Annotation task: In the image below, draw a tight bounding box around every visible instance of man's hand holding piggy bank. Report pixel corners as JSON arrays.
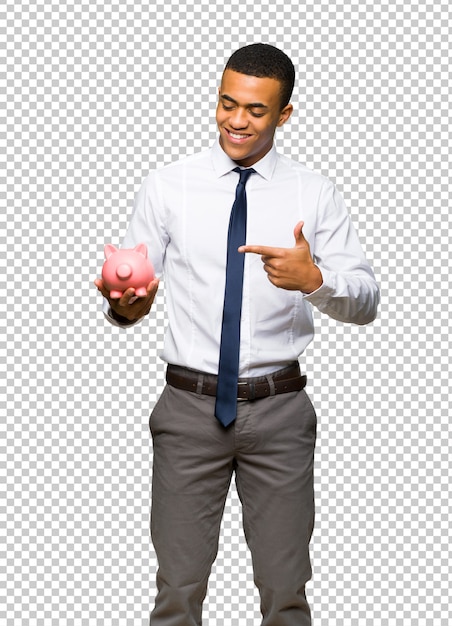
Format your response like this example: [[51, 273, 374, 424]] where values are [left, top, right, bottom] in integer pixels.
[[94, 243, 159, 322]]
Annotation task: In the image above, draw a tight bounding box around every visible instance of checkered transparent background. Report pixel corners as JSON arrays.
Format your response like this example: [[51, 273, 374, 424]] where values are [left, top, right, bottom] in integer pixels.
[[1, 0, 450, 624]]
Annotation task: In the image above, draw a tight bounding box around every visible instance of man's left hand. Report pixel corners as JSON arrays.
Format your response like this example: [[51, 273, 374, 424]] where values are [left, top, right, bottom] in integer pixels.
[[239, 221, 323, 294]]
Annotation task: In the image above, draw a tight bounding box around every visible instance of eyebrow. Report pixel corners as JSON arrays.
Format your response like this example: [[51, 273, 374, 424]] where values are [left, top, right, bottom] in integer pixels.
[[220, 94, 269, 109]]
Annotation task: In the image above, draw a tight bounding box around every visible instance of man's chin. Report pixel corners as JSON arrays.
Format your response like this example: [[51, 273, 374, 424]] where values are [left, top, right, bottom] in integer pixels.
[[219, 137, 255, 166]]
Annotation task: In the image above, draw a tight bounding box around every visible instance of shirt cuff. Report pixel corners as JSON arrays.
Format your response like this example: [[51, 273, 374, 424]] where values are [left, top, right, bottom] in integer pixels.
[[302, 267, 336, 306]]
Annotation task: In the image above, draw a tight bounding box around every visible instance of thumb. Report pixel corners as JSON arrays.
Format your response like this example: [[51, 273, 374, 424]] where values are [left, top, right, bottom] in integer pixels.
[[293, 221, 305, 247]]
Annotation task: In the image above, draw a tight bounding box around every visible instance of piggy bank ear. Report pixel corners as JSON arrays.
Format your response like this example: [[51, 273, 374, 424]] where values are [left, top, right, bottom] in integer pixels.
[[134, 243, 148, 258], [104, 244, 118, 259]]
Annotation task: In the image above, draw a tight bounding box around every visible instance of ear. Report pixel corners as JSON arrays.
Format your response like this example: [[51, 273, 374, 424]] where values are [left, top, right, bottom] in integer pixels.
[[134, 243, 148, 258], [104, 244, 117, 259], [277, 103, 293, 128]]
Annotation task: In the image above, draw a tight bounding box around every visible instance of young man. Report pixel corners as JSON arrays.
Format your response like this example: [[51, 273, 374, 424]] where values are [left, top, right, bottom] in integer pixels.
[[96, 44, 379, 626]]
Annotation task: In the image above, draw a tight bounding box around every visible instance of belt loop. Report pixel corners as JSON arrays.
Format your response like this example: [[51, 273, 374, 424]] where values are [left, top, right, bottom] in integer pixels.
[[196, 374, 204, 395], [265, 374, 276, 396]]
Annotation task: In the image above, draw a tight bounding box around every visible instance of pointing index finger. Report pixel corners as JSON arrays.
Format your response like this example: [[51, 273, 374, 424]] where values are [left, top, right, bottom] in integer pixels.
[[238, 245, 282, 257]]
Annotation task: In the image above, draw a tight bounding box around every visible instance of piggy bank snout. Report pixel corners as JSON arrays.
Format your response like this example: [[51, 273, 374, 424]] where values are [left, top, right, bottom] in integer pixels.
[[102, 243, 155, 297], [116, 263, 133, 280]]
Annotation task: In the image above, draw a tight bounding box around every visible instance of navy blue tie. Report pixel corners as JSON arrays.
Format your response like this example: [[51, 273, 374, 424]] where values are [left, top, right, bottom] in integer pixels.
[[215, 167, 255, 427]]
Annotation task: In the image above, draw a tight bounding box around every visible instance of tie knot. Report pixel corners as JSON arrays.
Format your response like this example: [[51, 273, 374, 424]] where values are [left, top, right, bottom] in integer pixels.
[[233, 166, 255, 186]]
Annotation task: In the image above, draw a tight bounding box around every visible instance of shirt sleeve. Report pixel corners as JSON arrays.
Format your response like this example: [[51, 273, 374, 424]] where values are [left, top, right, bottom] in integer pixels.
[[121, 171, 169, 276], [303, 181, 380, 325]]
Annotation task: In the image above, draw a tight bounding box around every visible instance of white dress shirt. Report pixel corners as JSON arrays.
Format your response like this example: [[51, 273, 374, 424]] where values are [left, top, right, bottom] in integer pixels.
[[104, 139, 379, 377]]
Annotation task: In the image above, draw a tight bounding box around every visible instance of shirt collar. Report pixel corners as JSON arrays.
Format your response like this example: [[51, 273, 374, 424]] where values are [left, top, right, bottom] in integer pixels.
[[211, 136, 277, 181]]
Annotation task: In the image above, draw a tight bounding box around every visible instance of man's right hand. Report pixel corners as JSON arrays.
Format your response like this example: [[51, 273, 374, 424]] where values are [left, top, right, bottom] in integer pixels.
[[94, 277, 160, 322]]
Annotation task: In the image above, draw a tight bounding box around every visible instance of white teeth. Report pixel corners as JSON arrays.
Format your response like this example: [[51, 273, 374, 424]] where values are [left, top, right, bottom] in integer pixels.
[[229, 131, 248, 139]]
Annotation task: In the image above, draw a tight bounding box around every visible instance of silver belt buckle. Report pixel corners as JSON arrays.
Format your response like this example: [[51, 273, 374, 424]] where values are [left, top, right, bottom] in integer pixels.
[[237, 381, 248, 401], [237, 380, 256, 401]]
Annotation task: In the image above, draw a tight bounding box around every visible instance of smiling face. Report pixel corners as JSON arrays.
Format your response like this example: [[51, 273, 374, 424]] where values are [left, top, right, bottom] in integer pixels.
[[216, 69, 293, 167]]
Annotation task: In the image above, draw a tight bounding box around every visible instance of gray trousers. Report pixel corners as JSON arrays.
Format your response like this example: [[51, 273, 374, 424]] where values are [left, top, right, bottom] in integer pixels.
[[149, 381, 317, 626]]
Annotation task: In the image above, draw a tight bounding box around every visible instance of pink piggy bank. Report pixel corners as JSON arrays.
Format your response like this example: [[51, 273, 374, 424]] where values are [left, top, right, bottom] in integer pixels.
[[102, 243, 155, 298]]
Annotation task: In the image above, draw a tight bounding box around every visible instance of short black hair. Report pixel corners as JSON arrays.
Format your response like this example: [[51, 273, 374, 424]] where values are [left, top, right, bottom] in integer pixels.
[[225, 43, 295, 109]]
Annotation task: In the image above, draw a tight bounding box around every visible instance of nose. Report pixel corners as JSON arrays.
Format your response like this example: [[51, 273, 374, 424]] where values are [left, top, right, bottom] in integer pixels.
[[229, 107, 249, 129]]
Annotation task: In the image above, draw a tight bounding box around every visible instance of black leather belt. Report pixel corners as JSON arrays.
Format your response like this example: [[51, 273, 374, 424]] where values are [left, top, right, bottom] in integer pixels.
[[166, 362, 307, 401]]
